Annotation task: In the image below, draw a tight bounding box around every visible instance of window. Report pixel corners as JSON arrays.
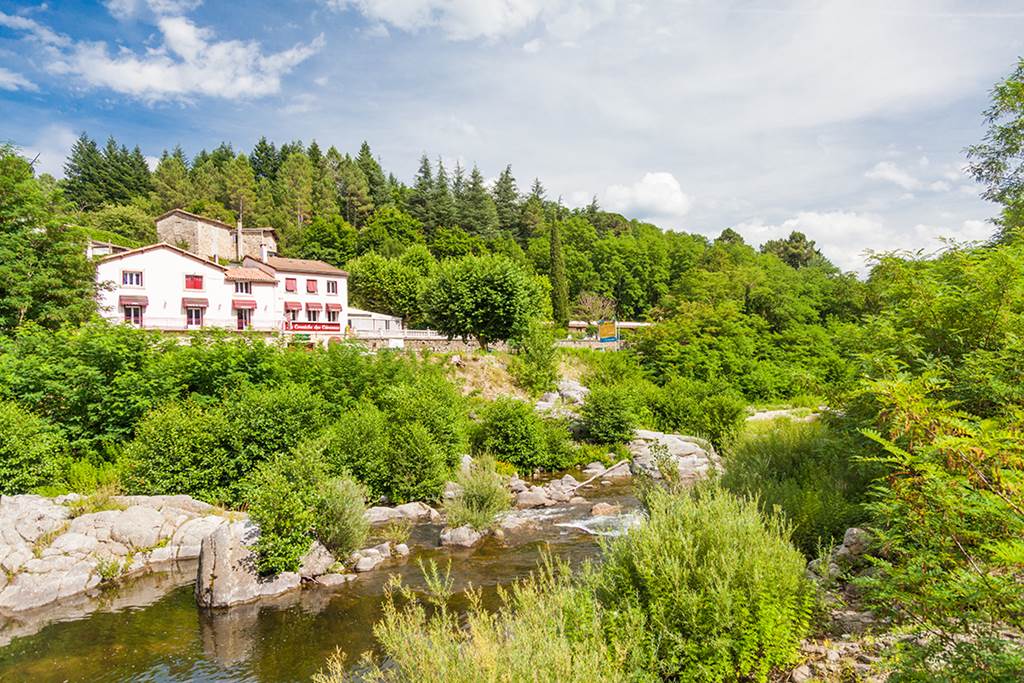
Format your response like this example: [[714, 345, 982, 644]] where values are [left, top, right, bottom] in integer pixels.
[[287, 309, 299, 322], [306, 309, 320, 322], [327, 280, 338, 295], [123, 305, 143, 326], [185, 274, 203, 290], [326, 309, 339, 323], [122, 271, 143, 286], [285, 278, 297, 292], [306, 279, 318, 293], [236, 308, 251, 330], [186, 307, 204, 327], [234, 281, 252, 294]]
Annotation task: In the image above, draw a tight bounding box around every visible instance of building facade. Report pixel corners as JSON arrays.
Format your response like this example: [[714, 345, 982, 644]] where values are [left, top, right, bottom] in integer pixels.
[[96, 243, 349, 339], [155, 209, 278, 263]]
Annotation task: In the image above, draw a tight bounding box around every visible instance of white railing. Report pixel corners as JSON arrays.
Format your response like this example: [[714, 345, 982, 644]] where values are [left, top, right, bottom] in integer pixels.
[[351, 327, 447, 340]]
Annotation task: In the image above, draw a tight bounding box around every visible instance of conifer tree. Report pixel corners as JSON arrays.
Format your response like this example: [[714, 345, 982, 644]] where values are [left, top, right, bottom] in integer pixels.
[[277, 152, 314, 244], [431, 158, 456, 229], [336, 153, 374, 227], [128, 146, 152, 197], [492, 164, 521, 235], [410, 154, 434, 226], [521, 177, 547, 240], [225, 153, 256, 225], [460, 165, 499, 238], [62, 133, 106, 210], [356, 141, 389, 208], [151, 150, 192, 211], [549, 220, 570, 327], [250, 136, 280, 181]]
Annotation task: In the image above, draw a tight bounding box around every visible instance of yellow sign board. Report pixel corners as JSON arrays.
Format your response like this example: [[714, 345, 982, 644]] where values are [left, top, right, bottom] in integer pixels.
[[598, 320, 617, 342]]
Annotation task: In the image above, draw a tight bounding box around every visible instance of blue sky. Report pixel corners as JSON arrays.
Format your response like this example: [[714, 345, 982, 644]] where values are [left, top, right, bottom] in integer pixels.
[[2, 0, 1023, 270]]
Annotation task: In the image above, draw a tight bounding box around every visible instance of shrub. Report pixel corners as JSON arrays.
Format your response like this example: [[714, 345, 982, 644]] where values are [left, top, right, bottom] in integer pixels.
[[67, 459, 121, 494], [0, 401, 67, 494], [307, 403, 391, 500], [593, 485, 814, 682], [649, 377, 747, 451], [722, 419, 872, 556], [246, 450, 323, 575], [508, 320, 558, 396], [387, 423, 450, 504], [315, 476, 369, 558], [119, 401, 238, 505], [379, 373, 466, 472], [581, 385, 637, 444], [445, 457, 512, 530], [224, 382, 329, 470], [472, 398, 548, 471]]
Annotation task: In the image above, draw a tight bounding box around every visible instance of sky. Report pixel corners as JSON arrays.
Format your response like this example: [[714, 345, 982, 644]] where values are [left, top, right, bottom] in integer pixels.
[[2, 0, 1023, 271]]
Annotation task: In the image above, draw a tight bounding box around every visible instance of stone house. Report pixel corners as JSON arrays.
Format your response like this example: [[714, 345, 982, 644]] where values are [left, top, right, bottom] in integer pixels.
[[155, 209, 278, 263]]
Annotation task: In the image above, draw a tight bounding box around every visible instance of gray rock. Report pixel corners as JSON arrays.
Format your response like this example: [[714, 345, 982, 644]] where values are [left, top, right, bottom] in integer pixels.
[[298, 542, 335, 579], [515, 489, 553, 509], [556, 379, 589, 405], [364, 506, 402, 525], [508, 476, 528, 493], [195, 520, 300, 608], [791, 664, 813, 682], [352, 549, 384, 572], [440, 525, 484, 548], [394, 502, 441, 523], [842, 528, 872, 557], [48, 531, 98, 556], [316, 573, 356, 588], [497, 513, 540, 535], [394, 543, 409, 557], [590, 503, 622, 517], [443, 482, 463, 500], [110, 505, 165, 549], [569, 496, 588, 505], [460, 454, 474, 474]]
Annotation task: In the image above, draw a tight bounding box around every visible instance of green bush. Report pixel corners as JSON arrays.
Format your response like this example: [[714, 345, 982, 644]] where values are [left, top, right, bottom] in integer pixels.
[[581, 385, 637, 444], [649, 377, 747, 451], [387, 423, 450, 504], [722, 419, 872, 556], [472, 398, 548, 471], [224, 382, 329, 470], [508, 320, 558, 396], [67, 459, 121, 494], [379, 373, 466, 472], [307, 403, 391, 500], [315, 476, 369, 558], [119, 401, 239, 504], [593, 485, 814, 682], [0, 402, 68, 494], [445, 457, 512, 530], [246, 450, 323, 575]]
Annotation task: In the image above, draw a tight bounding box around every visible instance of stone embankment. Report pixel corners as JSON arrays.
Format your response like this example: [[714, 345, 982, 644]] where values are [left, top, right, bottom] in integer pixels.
[[0, 494, 227, 614]]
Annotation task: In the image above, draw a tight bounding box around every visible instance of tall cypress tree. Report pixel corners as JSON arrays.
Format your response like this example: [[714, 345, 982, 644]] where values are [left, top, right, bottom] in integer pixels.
[[549, 220, 569, 327]]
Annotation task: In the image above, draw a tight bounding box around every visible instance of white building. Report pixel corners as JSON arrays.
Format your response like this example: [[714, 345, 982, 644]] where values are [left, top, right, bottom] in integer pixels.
[[95, 243, 349, 340]]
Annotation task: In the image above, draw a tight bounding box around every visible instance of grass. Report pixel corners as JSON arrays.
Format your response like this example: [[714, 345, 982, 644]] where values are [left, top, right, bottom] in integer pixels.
[[379, 518, 413, 546], [65, 484, 125, 518], [32, 522, 70, 558], [444, 457, 512, 531], [94, 556, 124, 583]]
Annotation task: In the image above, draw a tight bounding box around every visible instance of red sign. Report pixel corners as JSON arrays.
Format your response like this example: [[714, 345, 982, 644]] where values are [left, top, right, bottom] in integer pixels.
[[286, 322, 341, 332]]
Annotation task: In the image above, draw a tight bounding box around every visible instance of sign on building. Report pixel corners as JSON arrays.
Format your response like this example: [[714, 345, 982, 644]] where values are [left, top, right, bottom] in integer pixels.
[[598, 320, 618, 342]]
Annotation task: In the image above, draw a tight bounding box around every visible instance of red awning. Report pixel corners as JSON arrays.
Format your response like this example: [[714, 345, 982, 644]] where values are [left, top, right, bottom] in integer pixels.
[[232, 299, 257, 310], [182, 297, 208, 308], [119, 295, 148, 306], [283, 301, 302, 311], [326, 303, 342, 312], [305, 302, 323, 310]]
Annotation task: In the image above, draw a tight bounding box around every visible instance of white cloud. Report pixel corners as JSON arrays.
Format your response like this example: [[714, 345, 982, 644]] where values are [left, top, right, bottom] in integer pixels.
[[328, 0, 616, 41], [313, 75, 328, 86], [603, 172, 692, 227], [0, 11, 70, 47], [865, 161, 923, 190], [522, 38, 541, 53], [282, 92, 317, 114], [734, 211, 994, 273], [0, 67, 37, 91], [102, 0, 203, 18], [39, 16, 324, 101]]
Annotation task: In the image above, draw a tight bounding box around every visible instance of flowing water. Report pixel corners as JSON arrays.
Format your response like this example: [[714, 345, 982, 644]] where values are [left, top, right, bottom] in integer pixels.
[[0, 484, 638, 683]]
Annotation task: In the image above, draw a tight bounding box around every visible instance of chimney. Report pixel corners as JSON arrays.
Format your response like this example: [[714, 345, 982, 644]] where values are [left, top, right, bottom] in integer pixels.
[[260, 243, 268, 262], [236, 218, 243, 262]]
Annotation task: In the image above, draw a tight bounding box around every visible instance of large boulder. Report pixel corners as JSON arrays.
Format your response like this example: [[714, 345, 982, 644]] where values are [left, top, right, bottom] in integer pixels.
[[298, 542, 335, 579], [365, 502, 441, 526], [195, 520, 300, 608], [515, 488, 553, 509], [629, 430, 721, 484]]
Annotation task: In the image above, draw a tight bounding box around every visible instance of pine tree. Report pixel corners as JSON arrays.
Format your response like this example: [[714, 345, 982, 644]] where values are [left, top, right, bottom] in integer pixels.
[[251, 136, 280, 181], [225, 153, 256, 225], [309, 141, 339, 220], [356, 141, 389, 208], [521, 177, 547, 240], [410, 154, 434, 226], [100, 136, 136, 205], [492, 164, 521, 235], [128, 146, 152, 197], [62, 133, 106, 210], [549, 220, 569, 327], [336, 154, 374, 227], [151, 150, 193, 212], [431, 158, 456, 229], [459, 165, 499, 238], [278, 152, 314, 239]]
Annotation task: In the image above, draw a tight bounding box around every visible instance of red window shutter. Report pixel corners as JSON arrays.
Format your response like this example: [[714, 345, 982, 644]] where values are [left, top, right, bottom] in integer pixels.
[[285, 278, 296, 292], [306, 279, 317, 293], [185, 274, 203, 290]]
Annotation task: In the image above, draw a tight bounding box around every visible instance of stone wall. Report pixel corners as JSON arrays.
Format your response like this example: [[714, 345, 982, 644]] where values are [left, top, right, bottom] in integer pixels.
[[157, 215, 235, 261]]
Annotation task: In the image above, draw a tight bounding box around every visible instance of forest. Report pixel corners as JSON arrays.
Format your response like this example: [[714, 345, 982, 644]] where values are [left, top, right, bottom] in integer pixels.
[[2, 56, 1024, 683]]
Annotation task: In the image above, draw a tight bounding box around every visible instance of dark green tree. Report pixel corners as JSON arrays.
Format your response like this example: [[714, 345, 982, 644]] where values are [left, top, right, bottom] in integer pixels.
[[549, 220, 570, 326], [250, 136, 280, 182], [459, 165, 499, 238], [760, 231, 825, 269], [356, 141, 389, 208], [431, 158, 456, 229], [410, 154, 434, 226], [62, 133, 106, 210], [492, 164, 521, 235]]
